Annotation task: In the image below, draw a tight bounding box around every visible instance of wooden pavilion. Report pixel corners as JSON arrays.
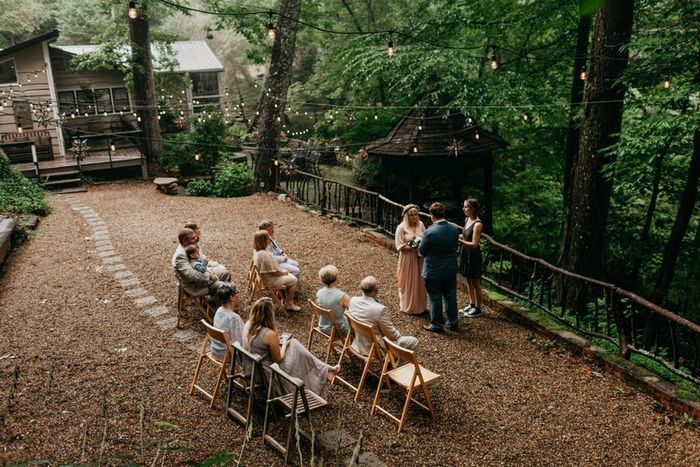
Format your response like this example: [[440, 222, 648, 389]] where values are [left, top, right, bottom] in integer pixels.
[[365, 108, 506, 232]]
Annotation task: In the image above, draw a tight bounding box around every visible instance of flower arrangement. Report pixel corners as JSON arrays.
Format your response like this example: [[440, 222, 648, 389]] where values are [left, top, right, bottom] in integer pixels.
[[409, 236, 422, 249]]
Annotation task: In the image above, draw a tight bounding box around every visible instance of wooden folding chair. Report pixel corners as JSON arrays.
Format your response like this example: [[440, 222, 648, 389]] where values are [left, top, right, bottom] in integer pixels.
[[371, 336, 441, 432], [333, 311, 385, 401], [262, 363, 328, 465], [226, 341, 265, 430], [306, 300, 345, 363], [245, 258, 256, 296], [249, 263, 288, 317], [189, 320, 232, 409], [175, 272, 213, 328]]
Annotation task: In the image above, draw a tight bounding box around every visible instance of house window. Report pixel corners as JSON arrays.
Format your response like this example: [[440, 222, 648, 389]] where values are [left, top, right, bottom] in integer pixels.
[[76, 89, 95, 115], [95, 88, 113, 114], [58, 90, 76, 114], [112, 87, 130, 112], [13, 101, 34, 131], [0, 58, 18, 85], [190, 72, 219, 96]]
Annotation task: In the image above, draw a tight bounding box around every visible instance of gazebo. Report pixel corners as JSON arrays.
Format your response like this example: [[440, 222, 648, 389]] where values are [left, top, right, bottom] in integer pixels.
[[365, 108, 507, 232]]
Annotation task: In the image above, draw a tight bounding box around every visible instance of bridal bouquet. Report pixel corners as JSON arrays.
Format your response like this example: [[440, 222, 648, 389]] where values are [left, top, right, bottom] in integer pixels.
[[409, 236, 422, 249]]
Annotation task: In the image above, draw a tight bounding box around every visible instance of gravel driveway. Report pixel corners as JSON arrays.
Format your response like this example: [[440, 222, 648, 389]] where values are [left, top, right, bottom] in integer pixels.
[[1, 181, 698, 466]]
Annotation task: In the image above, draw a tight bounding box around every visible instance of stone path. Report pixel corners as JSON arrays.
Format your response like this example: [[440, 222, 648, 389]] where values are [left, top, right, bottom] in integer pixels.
[[64, 196, 199, 346]]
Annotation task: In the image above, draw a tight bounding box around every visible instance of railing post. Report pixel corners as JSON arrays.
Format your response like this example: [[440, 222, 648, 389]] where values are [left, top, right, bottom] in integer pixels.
[[320, 176, 327, 216]]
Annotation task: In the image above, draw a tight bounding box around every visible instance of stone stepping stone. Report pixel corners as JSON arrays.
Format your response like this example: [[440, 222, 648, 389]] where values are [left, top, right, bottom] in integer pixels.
[[157, 317, 178, 330], [134, 296, 157, 307], [125, 288, 147, 298], [94, 235, 110, 241], [96, 244, 114, 252], [119, 278, 140, 288], [103, 256, 122, 264], [174, 329, 198, 342], [106, 263, 126, 272], [345, 452, 386, 467], [93, 229, 109, 235], [96, 240, 113, 248], [145, 305, 169, 317], [316, 429, 356, 450], [98, 250, 117, 258], [113, 270, 134, 279]]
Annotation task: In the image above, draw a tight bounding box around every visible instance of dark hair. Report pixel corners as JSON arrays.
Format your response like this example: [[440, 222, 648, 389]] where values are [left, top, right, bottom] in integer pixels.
[[216, 284, 237, 303], [429, 202, 445, 219], [184, 244, 198, 259], [178, 227, 195, 245], [464, 198, 480, 215], [184, 221, 198, 231], [258, 219, 274, 230]]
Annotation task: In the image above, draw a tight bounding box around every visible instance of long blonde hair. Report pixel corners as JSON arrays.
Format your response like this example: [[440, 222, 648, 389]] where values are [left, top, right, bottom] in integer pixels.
[[246, 298, 276, 346]]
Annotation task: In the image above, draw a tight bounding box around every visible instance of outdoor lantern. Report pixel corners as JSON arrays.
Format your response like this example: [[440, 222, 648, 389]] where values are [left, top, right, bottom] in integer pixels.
[[266, 12, 276, 41]]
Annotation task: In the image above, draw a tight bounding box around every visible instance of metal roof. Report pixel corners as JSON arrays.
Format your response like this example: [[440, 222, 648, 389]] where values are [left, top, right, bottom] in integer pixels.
[[54, 41, 223, 73]]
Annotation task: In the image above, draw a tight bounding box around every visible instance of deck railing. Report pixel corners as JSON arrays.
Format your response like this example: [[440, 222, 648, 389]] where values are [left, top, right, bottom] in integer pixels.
[[277, 168, 700, 385]]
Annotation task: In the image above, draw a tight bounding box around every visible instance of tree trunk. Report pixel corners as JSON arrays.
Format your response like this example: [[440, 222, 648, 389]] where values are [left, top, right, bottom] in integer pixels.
[[558, 0, 635, 282], [562, 14, 592, 212], [128, 0, 162, 166], [254, 0, 301, 191], [652, 128, 700, 305]]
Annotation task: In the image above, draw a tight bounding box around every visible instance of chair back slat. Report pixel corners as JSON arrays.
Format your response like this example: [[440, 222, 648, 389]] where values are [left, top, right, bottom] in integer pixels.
[[309, 300, 344, 337], [382, 336, 418, 366]]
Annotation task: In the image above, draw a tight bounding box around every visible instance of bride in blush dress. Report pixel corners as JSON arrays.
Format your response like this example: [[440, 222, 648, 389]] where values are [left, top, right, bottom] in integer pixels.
[[394, 204, 429, 315]]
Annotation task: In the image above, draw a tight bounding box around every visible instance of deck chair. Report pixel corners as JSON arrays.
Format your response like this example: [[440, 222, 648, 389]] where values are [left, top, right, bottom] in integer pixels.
[[333, 311, 385, 401], [175, 271, 213, 328], [249, 263, 288, 317], [226, 341, 265, 430], [262, 362, 328, 465], [306, 300, 345, 363], [371, 336, 441, 432], [189, 320, 232, 409]]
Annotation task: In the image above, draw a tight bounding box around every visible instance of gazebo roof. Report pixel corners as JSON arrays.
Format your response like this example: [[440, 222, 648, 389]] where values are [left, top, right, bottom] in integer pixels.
[[365, 108, 507, 157]]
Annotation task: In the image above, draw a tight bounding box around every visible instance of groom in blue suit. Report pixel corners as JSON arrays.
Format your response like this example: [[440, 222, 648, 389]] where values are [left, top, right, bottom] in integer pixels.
[[418, 202, 460, 332]]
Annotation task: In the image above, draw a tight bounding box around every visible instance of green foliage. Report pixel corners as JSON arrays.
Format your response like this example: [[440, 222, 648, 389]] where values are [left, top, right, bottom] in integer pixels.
[[185, 179, 214, 197], [352, 154, 382, 188], [213, 162, 253, 197], [161, 132, 206, 177], [0, 152, 49, 216]]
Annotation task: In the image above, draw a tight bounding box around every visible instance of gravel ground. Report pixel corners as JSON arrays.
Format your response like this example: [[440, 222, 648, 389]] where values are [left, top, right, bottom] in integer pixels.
[[1, 180, 699, 466]]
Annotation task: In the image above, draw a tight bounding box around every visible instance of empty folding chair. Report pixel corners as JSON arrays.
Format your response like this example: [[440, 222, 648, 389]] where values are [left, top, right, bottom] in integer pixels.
[[371, 336, 441, 432]]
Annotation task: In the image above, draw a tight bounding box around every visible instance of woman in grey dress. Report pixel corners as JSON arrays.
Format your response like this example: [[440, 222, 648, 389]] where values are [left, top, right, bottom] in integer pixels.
[[245, 298, 339, 396]]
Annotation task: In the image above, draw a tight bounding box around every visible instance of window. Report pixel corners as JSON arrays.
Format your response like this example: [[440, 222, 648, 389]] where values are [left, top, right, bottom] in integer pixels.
[[0, 58, 18, 85], [190, 72, 219, 96], [76, 89, 95, 115], [95, 88, 113, 114], [58, 91, 76, 114], [13, 101, 34, 131], [112, 87, 130, 112]]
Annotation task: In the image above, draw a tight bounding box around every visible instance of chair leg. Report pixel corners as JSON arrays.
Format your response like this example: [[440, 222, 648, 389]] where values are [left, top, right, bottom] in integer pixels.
[[397, 385, 415, 432], [324, 333, 334, 363], [370, 372, 385, 415], [354, 356, 374, 401], [210, 363, 226, 409], [189, 354, 205, 395], [176, 288, 184, 329], [423, 385, 437, 418]]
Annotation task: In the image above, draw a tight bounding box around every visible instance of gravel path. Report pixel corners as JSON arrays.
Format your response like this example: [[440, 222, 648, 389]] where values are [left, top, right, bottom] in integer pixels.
[[1, 181, 699, 466]]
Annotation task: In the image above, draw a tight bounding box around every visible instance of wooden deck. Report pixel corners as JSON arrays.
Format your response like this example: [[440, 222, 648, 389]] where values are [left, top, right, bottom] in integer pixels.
[[14, 147, 146, 178]]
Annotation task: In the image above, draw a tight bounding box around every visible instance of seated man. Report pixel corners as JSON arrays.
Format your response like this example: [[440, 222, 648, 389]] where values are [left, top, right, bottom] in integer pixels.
[[348, 276, 418, 356], [172, 227, 231, 296], [258, 219, 301, 278]]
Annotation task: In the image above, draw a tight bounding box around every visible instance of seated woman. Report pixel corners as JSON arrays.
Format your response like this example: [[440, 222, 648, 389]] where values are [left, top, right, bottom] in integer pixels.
[[315, 265, 350, 336], [245, 298, 339, 396], [210, 284, 245, 361], [253, 229, 300, 311]]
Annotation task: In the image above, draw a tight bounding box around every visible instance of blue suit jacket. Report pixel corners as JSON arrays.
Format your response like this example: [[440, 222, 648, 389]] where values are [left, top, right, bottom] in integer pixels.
[[419, 220, 459, 279]]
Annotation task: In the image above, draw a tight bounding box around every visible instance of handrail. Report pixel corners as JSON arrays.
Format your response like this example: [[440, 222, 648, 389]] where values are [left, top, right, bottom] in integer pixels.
[[276, 167, 700, 386]]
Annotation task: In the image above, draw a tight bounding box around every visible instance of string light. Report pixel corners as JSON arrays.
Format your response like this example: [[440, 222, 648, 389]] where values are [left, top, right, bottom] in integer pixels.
[[490, 47, 499, 70], [266, 11, 276, 41], [387, 31, 395, 58], [194, 152, 201, 161], [16, 119, 23, 134], [522, 112, 531, 122], [663, 77, 671, 89], [579, 66, 587, 81], [412, 145, 418, 153], [110, 140, 116, 151], [128, 1, 138, 19]]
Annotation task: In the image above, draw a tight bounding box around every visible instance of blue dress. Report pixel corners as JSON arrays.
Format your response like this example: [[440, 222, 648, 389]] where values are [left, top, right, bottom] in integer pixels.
[[315, 287, 350, 335]]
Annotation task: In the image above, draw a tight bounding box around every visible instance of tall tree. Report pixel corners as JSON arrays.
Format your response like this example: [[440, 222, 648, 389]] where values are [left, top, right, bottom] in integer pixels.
[[254, 0, 302, 190], [128, 0, 162, 165], [558, 0, 635, 280]]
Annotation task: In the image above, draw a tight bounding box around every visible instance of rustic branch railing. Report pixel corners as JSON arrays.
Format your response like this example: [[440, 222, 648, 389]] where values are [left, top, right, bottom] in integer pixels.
[[277, 168, 700, 386]]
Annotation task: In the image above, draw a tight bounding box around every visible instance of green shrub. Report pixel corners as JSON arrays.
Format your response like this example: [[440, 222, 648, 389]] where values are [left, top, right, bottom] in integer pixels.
[[213, 162, 253, 197], [352, 154, 382, 187], [160, 132, 207, 177], [0, 151, 49, 215], [186, 179, 213, 197]]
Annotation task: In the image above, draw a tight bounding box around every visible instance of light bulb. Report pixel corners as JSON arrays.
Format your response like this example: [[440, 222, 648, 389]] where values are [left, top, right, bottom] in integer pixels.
[[110, 141, 116, 151], [266, 12, 276, 41], [128, 1, 137, 19], [413, 146, 418, 153], [663, 78, 671, 89], [387, 40, 394, 58], [490, 55, 499, 70], [195, 152, 201, 161], [523, 112, 531, 122], [137, 115, 141, 122], [475, 130, 480, 140], [579, 66, 587, 81], [17, 122, 23, 133]]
